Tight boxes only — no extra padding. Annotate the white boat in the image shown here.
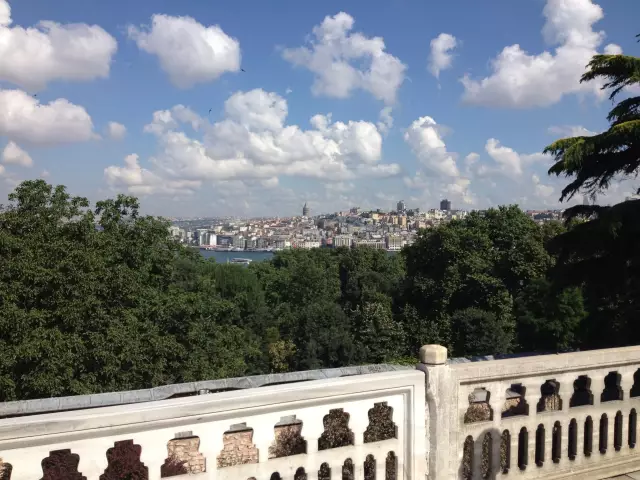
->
[230,258,252,265]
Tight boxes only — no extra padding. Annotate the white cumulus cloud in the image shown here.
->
[105,154,201,196]
[483,138,549,178]
[2,141,32,167]
[428,33,458,78]
[604,43,623,55]
[105,88,400,196]
[532,173,555,199]
[0,0,117,91]
[377,107,393,135]
[403,116,479,207]
[461,0,617,108]
[106,121,126,140]
[128,14,241,89]
[548,125,597,137]
[0,89,96,146]
[404,116,459,177]
[282,12,406,104]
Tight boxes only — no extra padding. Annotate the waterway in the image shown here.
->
[200,250,274,263]
[199,249,397,263]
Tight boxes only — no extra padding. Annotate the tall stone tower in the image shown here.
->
[302,202,310,217]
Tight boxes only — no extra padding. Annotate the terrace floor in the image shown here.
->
[610,472,640,479]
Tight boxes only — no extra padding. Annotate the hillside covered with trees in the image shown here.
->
[0,42,638,402]
[0,180,599,401]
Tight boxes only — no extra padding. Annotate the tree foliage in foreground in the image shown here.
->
[0,180,589,401]
[545,43,640,347]
[401,205,554,356]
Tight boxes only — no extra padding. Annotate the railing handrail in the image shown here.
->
[450,344,640,382]
[0,369,425,444]
[0,363,411,419]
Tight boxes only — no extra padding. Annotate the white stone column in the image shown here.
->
[416,344,454,480]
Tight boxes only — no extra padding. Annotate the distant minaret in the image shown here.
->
[302,202,310,217]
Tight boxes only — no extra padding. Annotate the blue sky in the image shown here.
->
[0,0,638,217]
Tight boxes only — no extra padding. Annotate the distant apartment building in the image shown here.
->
[354,239,386,250]
[196,229,217,246]
[440,199,452,211]
[232,236,246,249]
[386,235,403,251]
[333,235,353,248]
[396,200,406,213]
[217,235,233,246]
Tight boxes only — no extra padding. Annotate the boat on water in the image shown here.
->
[229,258,253,265]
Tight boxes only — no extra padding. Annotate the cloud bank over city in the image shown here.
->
[0,0,636,216]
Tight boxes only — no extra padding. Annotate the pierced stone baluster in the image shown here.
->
[557,374,574,412]
[136,432,167,480]
[473,434,484,480]
[621,369,635,450]
[75,438,115,479]
[254,416,280,464]
[2,446,51,480]
[298,409,324,456]
[375,455,387,480]
[346,402,370,479]
[197,423,223,479]
[304,465,319,480]
[591,375,606,407]
[488,385,505,424]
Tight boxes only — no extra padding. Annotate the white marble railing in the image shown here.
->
[0,369,426,480]
[5,345,640,480]
[419,344,640,480]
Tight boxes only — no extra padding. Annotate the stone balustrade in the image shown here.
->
[3,345,640,479]
[419,344,640,479]
[0,369,426,480]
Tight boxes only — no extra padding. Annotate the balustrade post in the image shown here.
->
[416,344,455,480]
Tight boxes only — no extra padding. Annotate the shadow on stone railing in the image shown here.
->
[419,343,640,479]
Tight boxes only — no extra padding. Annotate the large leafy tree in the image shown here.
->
[401,206,552,355]
[545,43,640,347]
[0,181,256,400]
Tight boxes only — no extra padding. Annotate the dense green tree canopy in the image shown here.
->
[0,175,618,401]
[401,205,552,354]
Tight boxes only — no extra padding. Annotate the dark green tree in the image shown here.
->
[0,181,257,400]
[514,279,586,352]
[545,42,640,347]
[450,308,514,358]
[401,206,551,353]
